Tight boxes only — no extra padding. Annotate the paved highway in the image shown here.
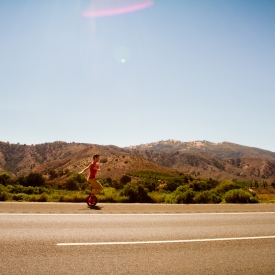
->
[1,203,275,274]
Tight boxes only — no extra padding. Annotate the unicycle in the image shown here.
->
[86,193,97,207]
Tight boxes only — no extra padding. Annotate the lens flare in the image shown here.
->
[114,47,130,63]
[83,0,154,18]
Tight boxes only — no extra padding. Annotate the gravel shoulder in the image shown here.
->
[1,201,275,214]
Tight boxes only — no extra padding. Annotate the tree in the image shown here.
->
[69,173,86,183]
[224,189,258,203]
[24,173,45,187]
[120,175,131,185]
[100,158,108,164]
[0,172,11,186]
[176,189,196,204]
[121,183,151,203]
[165,179,181,192]
[193,190,222,204]
[106,177,112,184]
[110,180,122,189]
[48,170,58,180]
[66,178,79,191]
[65,173,86,191]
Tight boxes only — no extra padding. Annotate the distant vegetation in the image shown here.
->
[1,170,274,203]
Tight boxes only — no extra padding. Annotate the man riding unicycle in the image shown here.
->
[79,154,103,206]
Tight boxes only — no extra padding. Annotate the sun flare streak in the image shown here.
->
[82,0,154,18]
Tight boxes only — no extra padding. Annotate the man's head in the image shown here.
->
[93,154,100,162]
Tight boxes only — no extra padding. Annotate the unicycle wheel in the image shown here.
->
[87,194,97,206]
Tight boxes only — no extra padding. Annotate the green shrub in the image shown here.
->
[120,175,131,185]
[190,178,219,192]
[71,195,86,202]
[0,191,10,201]
[176,189,196,204]
[144,180,157,192]
[111,180,123,190]
[64,173,87,191]
[97,194,115,203]
[59,195,68,202]
[48,170,58,180]
[34,186,40,194]
[121,183,152,203]
[135,179,157,192]
[37,193,48,202]
[224,189,258,203]
[129,171,187,183]
[165,179,182,192]
[12,193,24,201]
[121,184,137,202]
[173,185,189,195]
[66,178,79,191]
[79,182,89,190]
[249,196,259,203]
[59,194,86,203]
[106,177,112,184]
[193,190,222,204]
[7,184,25,194]
[0,172,11,186]
[26,186,35,194]
[69,173,87,183]
[100,158,108,164]
[24,173,45,187]
[34,186,49,194]
[97,187,126,203]
[216,180,242,194]
[149,191,167,203]
[28,196,37,202]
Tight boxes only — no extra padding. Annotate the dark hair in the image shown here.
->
[93,154,100,160]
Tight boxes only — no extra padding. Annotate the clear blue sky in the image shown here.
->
[1,0,275,152]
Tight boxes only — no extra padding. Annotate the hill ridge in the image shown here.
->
[1,140,275,183]
[126,139,275,161]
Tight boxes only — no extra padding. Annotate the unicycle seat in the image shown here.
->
[87,194,97,207]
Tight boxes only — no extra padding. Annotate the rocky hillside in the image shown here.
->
[126,149,275,183]
[0,141,176,180]
[128,140,275,160]
[126,140,275,184]
[1,140,275,183]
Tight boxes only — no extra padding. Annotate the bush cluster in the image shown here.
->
[0,172,45,187]
[6,185,49,195]
[0,171,261,204]
[121,183,152,203]
[65,173,88,191]
[123,172,258,204]
[224,189,258,203]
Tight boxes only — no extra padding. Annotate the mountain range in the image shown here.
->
[1,140,275,183]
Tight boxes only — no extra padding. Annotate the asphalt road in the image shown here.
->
[1,203,275,275]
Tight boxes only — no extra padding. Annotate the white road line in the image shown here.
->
[57,236,275,246]
[0,212,275,216]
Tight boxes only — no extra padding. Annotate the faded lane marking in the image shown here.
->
[57,236,275,246]
[1,212,275,216]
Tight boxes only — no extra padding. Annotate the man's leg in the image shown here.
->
[90,179,103,195]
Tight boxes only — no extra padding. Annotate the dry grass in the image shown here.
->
[257,193,275,203]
